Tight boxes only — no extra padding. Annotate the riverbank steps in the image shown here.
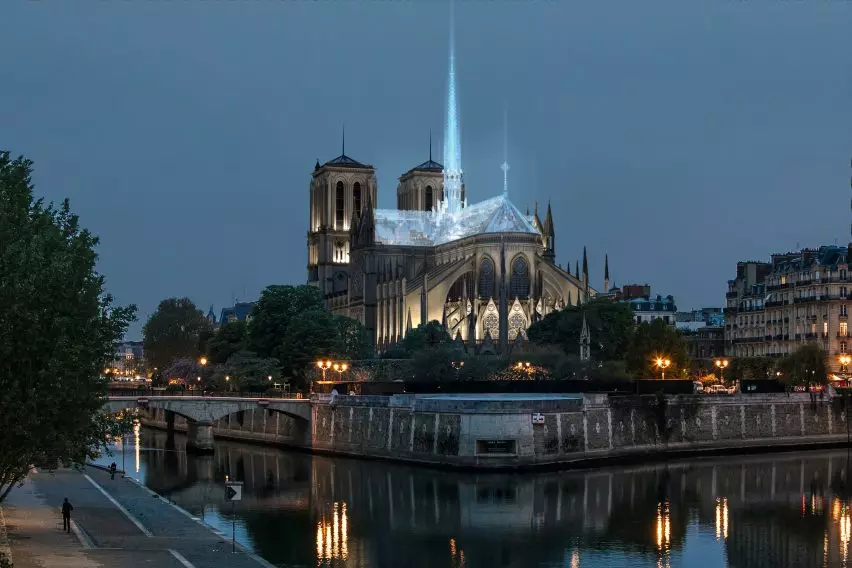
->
[0,466,275,568]
[142,392,852,469]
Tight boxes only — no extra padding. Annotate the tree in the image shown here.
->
[211,351,281,392]
[205,320,247,364]
[777,343,828,387]
[248,285,324,360]
[279,309,342,385]
[729,357,775,381]
[142,298,210,372]
[625,319,690,379]
[162,357,208,385]
[335,315,373,360]
[0,151,136,502]
[402,321,451,354]
[527,299,635,361]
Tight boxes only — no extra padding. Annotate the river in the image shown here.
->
[92,426,852,568]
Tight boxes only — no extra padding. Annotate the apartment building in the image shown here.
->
[725,245,851,376]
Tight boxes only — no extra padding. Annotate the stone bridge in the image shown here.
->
[104,396,312,453]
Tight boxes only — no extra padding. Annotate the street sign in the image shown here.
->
[136,397,149,405]
[225,481,243,501]
[531,412,545,425]
[257,399,269,407]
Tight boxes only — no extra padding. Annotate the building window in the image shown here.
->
[335,181,345,227]
[842,322,848,337]
[509,256,531,299]
[353,182,362,214]
[425,185,433,211]
[843,342,848,354]
[824,322,829,336]
[478,257,495,300]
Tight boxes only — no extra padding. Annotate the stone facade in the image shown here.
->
[139,393,852,469]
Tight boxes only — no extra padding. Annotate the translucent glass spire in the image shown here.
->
[442,0,463,214]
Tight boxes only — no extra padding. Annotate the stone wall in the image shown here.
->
[141,393,852,469]
[309,393,852,467]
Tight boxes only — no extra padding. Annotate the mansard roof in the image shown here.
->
[373,194,541,247]
[322,154,372,169]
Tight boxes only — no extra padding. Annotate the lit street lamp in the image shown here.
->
[316,360,333,381]
[332,363,349,381]
[715,359,730,383]
[655,357,672,380]
[451,360,465,379]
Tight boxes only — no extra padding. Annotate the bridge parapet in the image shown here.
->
[104,396,312,453]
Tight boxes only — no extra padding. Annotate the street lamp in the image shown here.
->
[451,360,465,379]
[840,355,851,374]
[332,363,349,381]
[655,357,672,380]
[316,360,333,381]
[199,357,208,366]
[715,359,730,383]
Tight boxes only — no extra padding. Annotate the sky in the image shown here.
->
[2,1,851,340]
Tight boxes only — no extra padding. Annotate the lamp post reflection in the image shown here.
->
[655,501,671,568]
[715,497,729,541]
[315,501,350,562]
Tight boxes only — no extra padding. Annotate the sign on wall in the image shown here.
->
[531,413,545,425]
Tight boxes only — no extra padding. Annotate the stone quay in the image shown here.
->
[131,392,852,469]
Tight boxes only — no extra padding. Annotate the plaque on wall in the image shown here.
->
[476,440,517,455]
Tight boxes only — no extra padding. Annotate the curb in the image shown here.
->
[0,505,13,567]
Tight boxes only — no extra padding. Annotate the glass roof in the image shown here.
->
[374,195,541,247]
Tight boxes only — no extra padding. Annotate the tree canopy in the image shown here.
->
[401,320,452,354]
[625,318,690,379]
[205,320,247,365]
[527,299,635,361]
[248,285,324,361]
[0,151,135,502]
[142,297,210,372]
[777,343,828,386]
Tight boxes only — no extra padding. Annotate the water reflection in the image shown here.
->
[94,430,852,568]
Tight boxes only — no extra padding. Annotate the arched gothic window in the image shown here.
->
[478,257,495,300]
[335,181,345,227]
[510,256,531,299]
[353,182,362,214]
[482,301,499,340]
[425,185,433,211]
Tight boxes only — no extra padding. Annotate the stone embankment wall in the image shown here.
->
[309,393,852,467]
[142,393,852,468]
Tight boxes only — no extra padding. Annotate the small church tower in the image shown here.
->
[542,201,555,264]
[579,312,590,361]
[604,254,610,292]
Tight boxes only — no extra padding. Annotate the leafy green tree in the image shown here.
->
[625,319,690,379]
[335,315,373,360]
[527,299,635,361]
[212,351,281,391]
[248,285,324,361]
[142,298,210,372]
[205,320,247,364]
[279,309,342,385]
[729,357,775,381]
[402,320,451,354]
[162,357,208,386]
[408,346,469,382]
[0,151,136,502]
[777,344,828,386]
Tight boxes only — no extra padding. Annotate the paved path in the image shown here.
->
[0,467,275,568]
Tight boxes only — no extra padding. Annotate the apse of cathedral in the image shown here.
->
[306,17,603,354]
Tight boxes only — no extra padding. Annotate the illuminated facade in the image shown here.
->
[306,17,598,352]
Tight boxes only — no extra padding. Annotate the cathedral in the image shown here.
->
[306,22,605,354]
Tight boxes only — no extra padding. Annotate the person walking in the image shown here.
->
[109,462,117,480]
[61,498,73,533]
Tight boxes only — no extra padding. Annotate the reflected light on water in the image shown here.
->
[715,497,728,541]
[569,548,580,568]
[840,504,851,565]
[134,421,140,474]
[316,501,349,562]
[655,502,671,568]
[450,537,466,567]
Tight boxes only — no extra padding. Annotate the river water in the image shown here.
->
[94,427,852,568]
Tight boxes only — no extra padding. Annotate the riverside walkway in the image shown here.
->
[0,466,275,568]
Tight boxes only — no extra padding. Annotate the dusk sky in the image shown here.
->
[3,1,851,339]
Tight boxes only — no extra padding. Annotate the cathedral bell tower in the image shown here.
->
[306,140,377,301]
[397,134,444,212]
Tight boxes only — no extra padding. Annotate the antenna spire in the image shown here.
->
[501,105,509,197]
[342,124,345,156]
[429,129,432,161]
